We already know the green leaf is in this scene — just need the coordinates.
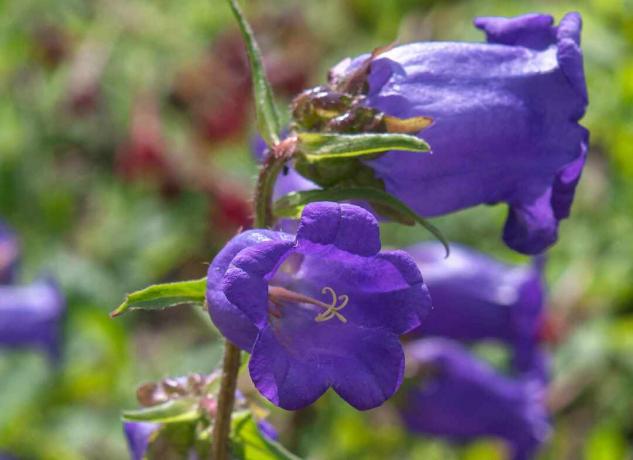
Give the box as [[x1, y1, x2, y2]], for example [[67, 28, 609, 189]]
[[231, 412, 300, 460], [227, 0, 281, 145], [110, 278, 206, 318], [122, 398, 200, 424], [274, 187, 449, 256], [297, 132, 430, 160]]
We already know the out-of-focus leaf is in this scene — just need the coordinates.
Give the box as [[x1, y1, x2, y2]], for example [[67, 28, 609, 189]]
[[273, 187, 449, 256], [110, 278, 206, 318], [122, 398, 199, 424], [231, 412, 300, 460], [227, 0, 280, 145], [297, 132, 429, 160], [585, 422, 627, 460]]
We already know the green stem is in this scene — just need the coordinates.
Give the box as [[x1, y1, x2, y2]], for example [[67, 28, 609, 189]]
[[211, 341, 241, 460], [211, 147, 285, 459], [254, 150, 288, 228]]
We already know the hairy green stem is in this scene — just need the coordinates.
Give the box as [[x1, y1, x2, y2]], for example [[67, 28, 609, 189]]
[[254, 150, 288, 228], [211, 341, 241, 460], [211, 147, 285, 460]]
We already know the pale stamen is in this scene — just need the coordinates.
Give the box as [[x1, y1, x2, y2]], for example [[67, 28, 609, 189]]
[[268, 285, 349, 323]]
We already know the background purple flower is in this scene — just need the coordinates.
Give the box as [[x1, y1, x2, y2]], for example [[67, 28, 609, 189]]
[[0, 220, 20, 285], [124, 421, 159, 460], [330, 13, 588, 255], [123, 418, 278, 458], [257, 419, 279, 441], [401, 338, 550, 460], [0, 278, 66, 362], [207, 202, 431, 410], [405, 242, 548, 381]]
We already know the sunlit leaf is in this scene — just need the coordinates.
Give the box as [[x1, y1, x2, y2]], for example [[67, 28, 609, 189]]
[[110, 278, 206, 318], [297, 132, 430, 160], [122, 398, 199, 424]]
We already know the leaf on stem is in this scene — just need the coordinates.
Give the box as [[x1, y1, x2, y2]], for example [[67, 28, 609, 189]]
[[274, 187, 449, 256], [122, 398, 200, 424], [231, 412, 300, 460], [110, 278, 206, 318], [227, 0, 281, 146], [297, 132, 430, 161]]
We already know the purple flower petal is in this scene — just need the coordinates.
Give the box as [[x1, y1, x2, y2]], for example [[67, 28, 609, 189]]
[[257, 419, 279, 441], [405, 242, 547, 381], [249, 326, 329, 410], [208, 202, 431, 409], [296, 202, 380, 256], [123, 421, 159, 460], [402, 339, 550, 460], [206, 230, 290, 350], [331, 13, 588, 254], [0, 221, 19, 285], [0, 278, 66, 362]]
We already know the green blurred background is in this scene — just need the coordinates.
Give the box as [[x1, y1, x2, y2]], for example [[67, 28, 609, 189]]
[[1, 0, 632, 458]]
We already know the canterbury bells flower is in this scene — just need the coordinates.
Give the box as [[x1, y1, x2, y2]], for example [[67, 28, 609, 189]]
[[400, 339, 550, 460], [206, 202, 431, 410], [0, 220, 19, 285], [406, 242, 548, 381], [0, 278, 66, 362], [329, 13, 588, 254]]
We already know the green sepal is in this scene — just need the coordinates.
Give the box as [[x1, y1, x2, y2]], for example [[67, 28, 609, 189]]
[[146, 421, 198, 459], [297, 132, 430, 160], [227, 0, 281, 145], [231, 412, 301, 460], [110, 278, 206, 318], [274, 187, 449, 256], [122, 398, 200, 424]]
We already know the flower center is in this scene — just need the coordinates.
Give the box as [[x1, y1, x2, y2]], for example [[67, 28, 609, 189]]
[[268, 285, 349, 323]]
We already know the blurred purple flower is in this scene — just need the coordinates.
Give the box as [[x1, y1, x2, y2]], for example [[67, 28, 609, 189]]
[[0, 221, 19, 285], [206, 202, 431, 410], [401, 339, 549, 460], [123, 419, 278, 458], [257, 419, 279, 441], [124, 421, 159, 460], [330, 13, 588, 254], [0, 278, 65, 362], [405, 242, 548, 381]]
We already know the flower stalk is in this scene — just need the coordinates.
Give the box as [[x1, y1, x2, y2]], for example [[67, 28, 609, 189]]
[[211, 143, 288, 459]]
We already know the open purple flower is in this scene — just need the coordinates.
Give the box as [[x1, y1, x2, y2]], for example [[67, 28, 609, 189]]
[[207, 202, 431, 410], [0, 278, 65, 362], [401, 339, 549, 460], [328, 13, 588, 254], [405, 242, 547, 381], [0, 221, 19, 285]]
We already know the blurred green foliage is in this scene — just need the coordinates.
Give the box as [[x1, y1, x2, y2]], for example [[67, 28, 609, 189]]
[[1, 0, 633, 458]]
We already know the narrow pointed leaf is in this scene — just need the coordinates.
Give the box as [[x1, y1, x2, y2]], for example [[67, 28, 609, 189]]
[[274, 187, 449, 256], [231, 412, 300, 460], [297, 132, 430, 160], [122, 398, 199, 424], [228, 0, 280, 145], [111, 278, 206, 318]]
